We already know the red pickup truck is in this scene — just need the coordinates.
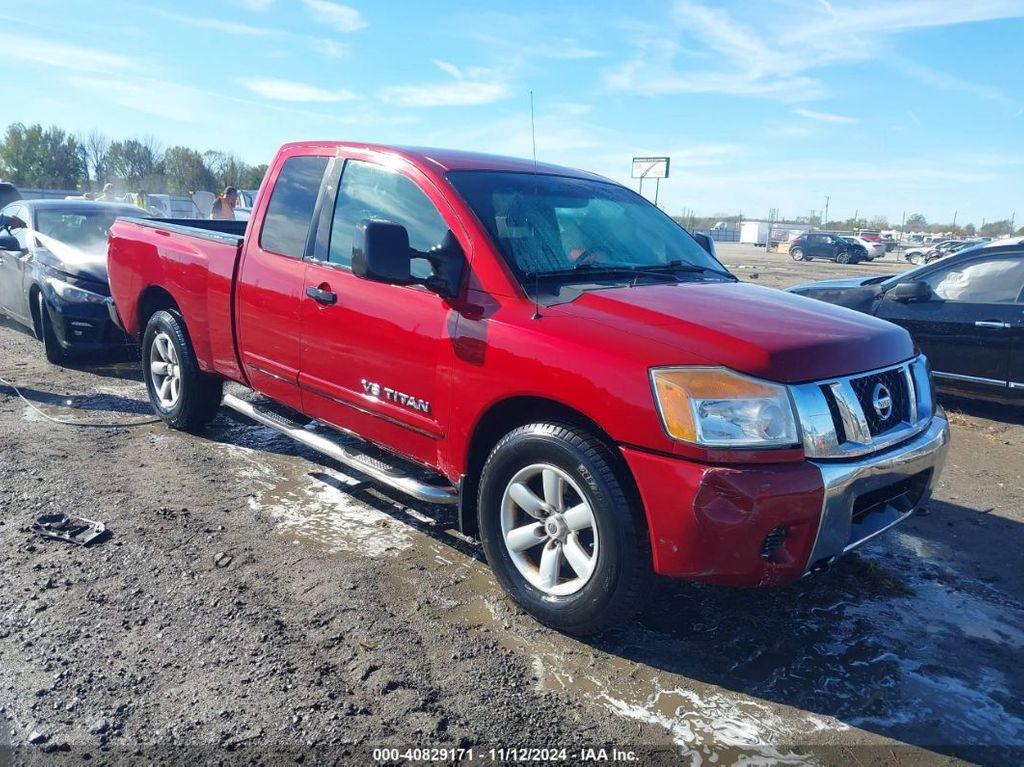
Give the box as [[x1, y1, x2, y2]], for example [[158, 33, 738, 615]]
[[107, 142, 949, 634]]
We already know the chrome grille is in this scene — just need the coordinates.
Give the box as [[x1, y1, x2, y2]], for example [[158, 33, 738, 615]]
[[790, 357, 934, 459], [849, 368, 910, 436]]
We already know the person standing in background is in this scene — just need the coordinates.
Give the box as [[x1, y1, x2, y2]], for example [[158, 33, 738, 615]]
[[210, 187, 238, 220], [97, 183, 117, 202]]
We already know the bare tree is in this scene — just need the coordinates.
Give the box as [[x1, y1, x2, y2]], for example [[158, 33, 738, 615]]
[[83, 129, 110, 189]]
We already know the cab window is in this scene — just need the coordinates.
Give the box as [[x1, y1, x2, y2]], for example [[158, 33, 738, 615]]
[[259, 155, 329, 258], [328, 160, 448, 278]]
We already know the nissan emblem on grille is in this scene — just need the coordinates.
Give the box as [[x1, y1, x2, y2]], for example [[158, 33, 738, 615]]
[[872, 383, 893, 420]]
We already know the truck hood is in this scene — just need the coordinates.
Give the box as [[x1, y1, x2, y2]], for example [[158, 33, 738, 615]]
[[546, 281, 913, 383]]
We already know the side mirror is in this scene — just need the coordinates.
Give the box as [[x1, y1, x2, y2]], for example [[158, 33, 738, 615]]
[[352, 219, 412, 285], [420, 230, 466, 300], [887, 280, 933, 303], [691, 231, 717, 258], [0, 234, 23, 252]]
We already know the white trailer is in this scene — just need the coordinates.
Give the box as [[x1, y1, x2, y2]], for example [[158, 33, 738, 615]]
[[740, 221, 770, 245]]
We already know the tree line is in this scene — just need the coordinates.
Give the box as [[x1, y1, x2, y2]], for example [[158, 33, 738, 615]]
[[0, 123, 268, 195]]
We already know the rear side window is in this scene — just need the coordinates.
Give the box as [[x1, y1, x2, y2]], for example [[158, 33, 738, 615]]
[[259, 155, 329, 258], [328, 160, 448, 270]]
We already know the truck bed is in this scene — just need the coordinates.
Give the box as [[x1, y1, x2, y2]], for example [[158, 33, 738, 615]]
[[107, 217, 247, 383]]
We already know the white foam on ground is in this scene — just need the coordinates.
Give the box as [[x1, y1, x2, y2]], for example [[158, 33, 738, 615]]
[[601, 685, 835, 765], [218, 440, 413, 556]]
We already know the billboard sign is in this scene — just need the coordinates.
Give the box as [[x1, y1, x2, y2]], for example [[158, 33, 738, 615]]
[[631, 156, 670, 179]]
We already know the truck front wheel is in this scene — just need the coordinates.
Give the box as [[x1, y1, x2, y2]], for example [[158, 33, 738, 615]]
[[477, 422, 651, 635], [142, 310, 223, 432]]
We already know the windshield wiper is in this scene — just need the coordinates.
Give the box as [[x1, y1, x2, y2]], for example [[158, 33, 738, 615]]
[[653, 260, 737, 280], [526, 265, 678, 282], [524, 260, 736, 284]]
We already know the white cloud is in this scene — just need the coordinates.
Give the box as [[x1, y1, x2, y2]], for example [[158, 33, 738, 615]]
[[0, 32, 134, 73], [301, 0, 367, 33], [239, 78, 357, 103], [311, 38, 347, 58], [380, 60, 510, 107], [794, 108, 858, 124], [894, 58, 1014, 107], [156, 11, 274, 36], [381, 81, 510, 108], [238, 0, 275, 9], [605, 0, 1023, 105]]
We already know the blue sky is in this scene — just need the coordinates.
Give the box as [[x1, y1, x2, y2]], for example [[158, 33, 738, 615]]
[[1, 0, 1022, 226]]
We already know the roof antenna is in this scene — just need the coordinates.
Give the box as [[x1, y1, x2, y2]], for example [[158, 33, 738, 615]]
[[530, 90, 538, 168], [529, 90, 542, 320]]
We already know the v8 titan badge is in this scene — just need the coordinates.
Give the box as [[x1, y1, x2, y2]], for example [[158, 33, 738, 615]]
[[361, 378, 431, 414]]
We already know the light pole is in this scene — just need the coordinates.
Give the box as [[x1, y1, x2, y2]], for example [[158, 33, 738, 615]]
[[824, 195, 830, 231]]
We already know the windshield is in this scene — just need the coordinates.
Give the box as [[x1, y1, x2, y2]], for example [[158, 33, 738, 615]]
[[446, 171, 729, 284], [34, 208, 140, 257]]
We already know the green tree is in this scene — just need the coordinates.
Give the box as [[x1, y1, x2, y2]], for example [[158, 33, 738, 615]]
[[238, 163, 268, 190], [163, 146, 216, 194], [868, 215, 889, 230], [0, 123, 86, 188], [980, 219, 1012, 238], [962, 223, 976, 237], [905, 213, 927, 231]]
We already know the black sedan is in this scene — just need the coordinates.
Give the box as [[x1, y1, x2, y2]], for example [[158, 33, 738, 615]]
[[0, 199, 148, 363], [789, 239, 1024, 401]]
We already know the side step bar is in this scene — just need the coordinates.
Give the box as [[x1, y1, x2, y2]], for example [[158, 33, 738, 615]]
[[222, 393, 458, 506]]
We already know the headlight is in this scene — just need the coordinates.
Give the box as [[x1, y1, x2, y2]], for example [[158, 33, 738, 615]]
[[45, 277, 106, 304], [650, 367, 799, 448]]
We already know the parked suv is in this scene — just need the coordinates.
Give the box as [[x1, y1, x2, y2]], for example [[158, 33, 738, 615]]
[[789, 233, 868, 264]]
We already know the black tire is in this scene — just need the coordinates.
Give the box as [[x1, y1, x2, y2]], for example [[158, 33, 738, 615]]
[[38, 291, 67, 365], [836, 251, 851, 264], [477, 422, 651, 635], [789, 247, 804, 261], [142, 309, 223, 432]]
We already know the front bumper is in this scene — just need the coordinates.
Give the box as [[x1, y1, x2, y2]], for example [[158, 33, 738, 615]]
[[804, 413, 949, 570], [621, 414, 950, 586], [46, 296, 132, 351]]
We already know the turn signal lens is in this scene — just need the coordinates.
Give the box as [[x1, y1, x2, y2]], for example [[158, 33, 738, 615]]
[[651, 367, 799, 448]]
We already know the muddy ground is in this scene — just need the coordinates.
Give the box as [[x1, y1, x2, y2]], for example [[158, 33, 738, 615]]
[[1, 245, 1022, 765]]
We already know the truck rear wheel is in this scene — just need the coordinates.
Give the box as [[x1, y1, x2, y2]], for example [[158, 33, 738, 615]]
[[477, 422, 651, 635], [142, 310, 223, 432]]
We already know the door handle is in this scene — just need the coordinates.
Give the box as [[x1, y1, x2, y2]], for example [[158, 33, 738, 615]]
[[975, 320, 1010, 329], [305, 285, 337, 306]]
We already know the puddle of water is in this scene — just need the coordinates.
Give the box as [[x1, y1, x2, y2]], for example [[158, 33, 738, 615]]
[[212, 426, 413, 557], [438, 552, 841, 763]]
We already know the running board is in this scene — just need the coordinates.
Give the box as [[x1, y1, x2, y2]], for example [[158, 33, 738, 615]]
[[222, 393, 458, 505]]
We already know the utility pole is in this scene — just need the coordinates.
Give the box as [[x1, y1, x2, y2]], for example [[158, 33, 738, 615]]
[[952, 210, 957, 235], [1011, 212, 1016, 235], [899, 210, 906, 249], [824, 195, 830, 230]]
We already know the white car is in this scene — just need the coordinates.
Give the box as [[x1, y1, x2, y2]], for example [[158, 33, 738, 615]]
[[848, 236, 886, 260]]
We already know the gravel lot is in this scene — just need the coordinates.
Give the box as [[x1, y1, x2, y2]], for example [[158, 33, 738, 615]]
[[1, 244, 1022, 765]]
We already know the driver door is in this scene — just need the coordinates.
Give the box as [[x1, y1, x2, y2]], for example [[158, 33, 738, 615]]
[[297, 157, 460, 467], [877, 253, 1024, 387], [0, 204, 31, 324]]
